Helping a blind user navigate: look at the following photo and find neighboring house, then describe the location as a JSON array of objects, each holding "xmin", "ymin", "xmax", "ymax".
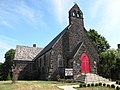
[
  {"xmin": 13, "ymin": 4, "xmax": 99, "ymax": 81},
  {"xmin": 13, "ymin": 44, "xmax": 42, "ymax": 79}
]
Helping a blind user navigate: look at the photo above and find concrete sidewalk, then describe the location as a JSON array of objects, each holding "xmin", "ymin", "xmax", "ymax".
[{"xmin": 58, "ymin": 85, "xmax": 79, "ymax": 90}]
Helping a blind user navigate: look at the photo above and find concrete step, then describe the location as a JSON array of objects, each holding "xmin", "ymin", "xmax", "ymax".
[{"xmin": 85, "ymin": 73, "xmax": 109, "ymax": 84}]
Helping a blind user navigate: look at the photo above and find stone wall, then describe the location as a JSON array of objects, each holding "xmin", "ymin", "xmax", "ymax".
[{"xmin": 13, "ymin": 60, "xmax": 34, "ymax": 80}]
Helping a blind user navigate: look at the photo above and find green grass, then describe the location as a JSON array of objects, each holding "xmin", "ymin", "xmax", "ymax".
[
  {"xmin": 75, "ymin": 86, "xmax": 115, "ymax": 90},
  {"xmin": 0, "ymin": 80, "xmax": 78, "ymax": 90},
  {"xmin": 0, "ymin": 81, "xmax": 116, "ymax": 90}
]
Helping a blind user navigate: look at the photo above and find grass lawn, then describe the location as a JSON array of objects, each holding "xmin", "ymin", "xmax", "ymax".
[
  {"xmin": 75, "ymin": 86, "xmax": 115, "ymax": 90},
  {"xmin": 0, "ymin": 81, "xmax": 117, "ymax": 90},
  {"xmin": 0, "ymin": 80, "xmax": 78, "ymax": 90}
]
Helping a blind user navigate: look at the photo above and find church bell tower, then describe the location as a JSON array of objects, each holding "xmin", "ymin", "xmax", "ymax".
[{"xmin": 69, "ymin": 3, "xmax": 84, "ymax": 26}]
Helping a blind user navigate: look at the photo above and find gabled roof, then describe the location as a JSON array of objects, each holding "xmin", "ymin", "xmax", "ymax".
[
  {"xmin": 14, "ymin": 45, "xmax": 43, "ymax": 61},
  {"xmin": 70, "ymin": 41, "xmax": 83, "ymax": 59},
  {"xmin": 34, "ymin": 26, "xmax": 69, "ymax": 60},
  {"xmin": 70, "ymin": 3, "xmax": 79, "ymax": 10},
  {"xmin": 69, "ymin": 3, "xmax": 83, "ymax": 13}
]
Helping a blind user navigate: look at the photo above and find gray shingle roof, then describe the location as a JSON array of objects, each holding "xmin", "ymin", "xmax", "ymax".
[{"xmin": 14, "ymin": 45, "xmax": 43, "ymax": 61}]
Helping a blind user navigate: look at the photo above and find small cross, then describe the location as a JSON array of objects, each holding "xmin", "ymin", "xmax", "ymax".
[
  {"xmin": 74, "ymin": 2, "xmax": 76, "ymax": 4},
  {"xmin": 73, "ymin": 0, "xmax": 76, "ymax": 4}
]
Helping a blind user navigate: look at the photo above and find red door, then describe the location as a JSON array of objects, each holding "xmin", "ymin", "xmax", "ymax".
[{"xmin": 80, "ymin": 53, "xmax": 90, "ymax": 73}]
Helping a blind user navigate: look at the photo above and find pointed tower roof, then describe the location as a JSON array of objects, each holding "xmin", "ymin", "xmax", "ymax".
[
  {"xmin": 69, "ymin": 3, "xmax": 82, "ymax": 14},
  {"xmin": 69, "ymin": 3, "xmax": 84, "ymax": 25}
]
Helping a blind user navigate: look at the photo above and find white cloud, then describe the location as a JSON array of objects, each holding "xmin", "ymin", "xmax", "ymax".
[
  {"xmin": 101, "ymin": 0, "xmax": 120, "ymax": 30},
  {"xmin": 88, "ymin": 0, "xmax": 120, "ymax": 48},
  {"xmin": 0, "ymin": 0, "xmax": 47, "ymax": 30},
  {"xmin": 89, "ymin": 0, "xmax": 104, "ymax": 18},
  {"xmin": 15, "ymin": 1, "xmax": 37, "ymax": 24},
  {"xmin": 52, "ymin": 0, "xmax": 73, "ymax": 24},
  {"xmin": 1, "ymin": 20, "xmax": 13, "ymax": 29}
]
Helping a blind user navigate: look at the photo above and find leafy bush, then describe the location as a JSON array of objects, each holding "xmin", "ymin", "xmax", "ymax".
[
  {"xmin": 82, "ymin": 84, "xmax": 86, "ymax": 87},
  {"xmin": 99, "ymin": 83, "xmax": 102, "ymax": 86},
  {"xmin": 116, "ymin": 86, "xmax": 120, "ymax": 90},
  {"xmin": 107, "ymin": 84, "xmax": 110, "ymax": 88},
  {"xmin": 56, "ymin": 75, "xmax": 60, "ymax": 81},
  {"xmin": 116, "ymin": 81, "xmax": 119, "ymax": 84},
  {"xmin": 59, "ymin": 79, "xmax": 65, "ymax": 83},
  {"xmin": 65, "ymin": 79, "xmax": 75, "ymax": 83},
  {"xmin": 111, "ymin": 84, "xmax": 115, "ymax": 88},
  {"xmin": 58, "ymin": 79, "xmax": 76, "ymax": 83},
  {"xmin": 79, "ymin": 83, "xmax": 86, "ymax": 88},
  {"xmin": 95, "ymin": 83, "xmax": 98, "ymax": 87},
  {"xmin": 79, "ymin": 84, "xmax": 83, "ymax": 88},
  {"xmin": 87, "ymin": 84, "xmax": 90, "ymax": 87},
  {"xmin": 103, "ymin": 83, "xmax": 105, "ymax": 86},
  {"xmin": 91, "ymin": 83, "xmax": 94, "ymax": 87}
]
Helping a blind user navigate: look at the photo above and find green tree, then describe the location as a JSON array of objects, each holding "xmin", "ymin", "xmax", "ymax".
[
  {"xmin": 87, "ymin": 29, "xmax": 113, "ymax": 79},
  {"xmin": 99, "ymin": 49, "xmax": 117, "ymax": 79},
  {"xmin": 3, "ymin": 49, "xmax": 15, "ymax": 80},
  {"xmin": 87, "ymin": 29, "xmax": 110, "ymax": 54},
  {"xmin": 0, "ymin": 63, "xmax": 3, "ymax": 80},
  {"xmin": 112, "ymin": 49, "xmax": 120, "ymax": 80}
]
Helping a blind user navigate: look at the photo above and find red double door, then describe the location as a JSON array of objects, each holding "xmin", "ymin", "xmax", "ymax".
[{"xmin": 80, "ymin": 53, "xmax": 90, "ymax": 73}]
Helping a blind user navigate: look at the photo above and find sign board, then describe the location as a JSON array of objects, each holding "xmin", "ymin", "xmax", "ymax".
[{"xmin": 65, "ymin": 68, "xmax": 73, "ymax": 76}]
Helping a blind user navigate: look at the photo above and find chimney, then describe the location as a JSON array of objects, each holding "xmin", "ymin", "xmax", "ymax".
[
  {"xmin": 33, "ymin": 44, "xmax": 36, "ymax": 47},
  {"xmin": 118, "ymin": 44, "xmax": 120, "ymax": 49}
]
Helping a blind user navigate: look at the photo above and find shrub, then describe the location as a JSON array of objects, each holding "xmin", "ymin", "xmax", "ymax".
[
  {"xmin": 91, "ymin": 83, "xmax": 94, "ymax": 87},
  {"xmin": 95, "ymin": 83, "xmax": 98, "ymax": 87},
  {"xmin": 103, "ymin": 83, "xmax": 106, "ymax": 87},
  {"xmin": 79, "ymin": 84, "xmax": 83, "ymax": 88},
  {"xmin": 119, "ymin": 82, "xmax": 120, "ymax": 85},
  {"xmin": 79, "ymin": 83, "xmax": 86, "ymax": 88},
  {"xmin": 111, "ymin": 84, "xmax": 115, "ymax": 88},
  {"xmin": 82, "ymin": 84, "xmax": 86, "ymax": 87},
  {"xmin": 56, "ymin": 75, "xmax": 60, "ymax": 81},
  {"xmin": 116, "ymin": 81, "xmax": 119, "ymax": 84},
  {"xmin": 116, "ymin": 86, "xmax": 120, "ymax": 90},
  {"xmin": 59, "ymin": 79, "xmax": 65, "ymax": 83},
  {"xmin": 87, "ymin": 84, "xmax": 90, "ymax": 87},
  {"xmin": 99, "ymin": 83, "xmax": 102, "ymax": 86},
  {"xmin": 107, "ymin": 84, "xmax": 110, "ymax": 88},
  {"xmin": 65, "ymin": 79, "xmax": 75, "ymax": 83}
]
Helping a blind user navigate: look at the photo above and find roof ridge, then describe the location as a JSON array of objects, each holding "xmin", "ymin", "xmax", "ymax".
[{"xmin": 33, "ymin": 25, "xmax": 69, "ymax": 61}]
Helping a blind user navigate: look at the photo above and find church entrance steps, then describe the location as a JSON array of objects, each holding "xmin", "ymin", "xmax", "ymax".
[
  {"xmin": 85, "ymin": 73, "xmax": 109, "ymax": 84},
  {"xmin": 76, "ymin": 73, "xmax": 110, "ymax": 84}
]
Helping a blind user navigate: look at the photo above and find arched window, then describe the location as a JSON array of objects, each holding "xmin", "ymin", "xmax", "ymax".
[
  {"xmin": 72, "ymin": 10, "xmax": 76, "ymax": 17},
  {"xmin": 77, "ymin": 13, "xmax": 80, "ymax": 17},
  {"xmin": 77, "ymin": 11, "xmax": 80, "ymax": 18},
  {"xmin": 72, "ymin": 12, "xmax": 75, "ymax": 17},
  {"xmin": 58, "ymin": 54, "xmax": 63, "ymax": 67}
]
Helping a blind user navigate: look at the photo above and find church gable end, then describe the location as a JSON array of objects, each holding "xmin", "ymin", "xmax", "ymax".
[{"xmin": 14, "ymin": 3, "xmax": 99, "ymax": 81}]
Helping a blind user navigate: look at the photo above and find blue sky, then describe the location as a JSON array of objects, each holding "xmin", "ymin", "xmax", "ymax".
[{"xmin": 0, "ymin": 0, "xmax": 120, "ymax": 62}]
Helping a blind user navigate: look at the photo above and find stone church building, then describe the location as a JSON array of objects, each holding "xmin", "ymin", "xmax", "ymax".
[{"xmin": 13, "ymin": 4, "xmax": 100, "ymax": 82}]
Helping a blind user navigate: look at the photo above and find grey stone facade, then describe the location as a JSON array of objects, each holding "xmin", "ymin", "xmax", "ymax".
[
  {"xmin": 13, "ymin": 45, "xmax": 42, "ymax": 79},
  {"xmin": 13, "ymin": 4, "xmax": 99, "ymax": 81}
]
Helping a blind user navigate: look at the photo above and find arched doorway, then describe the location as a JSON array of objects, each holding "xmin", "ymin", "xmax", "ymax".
[{"xmin": 80, "ymin": 53, "xmax": 90, "ymax": 73}]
